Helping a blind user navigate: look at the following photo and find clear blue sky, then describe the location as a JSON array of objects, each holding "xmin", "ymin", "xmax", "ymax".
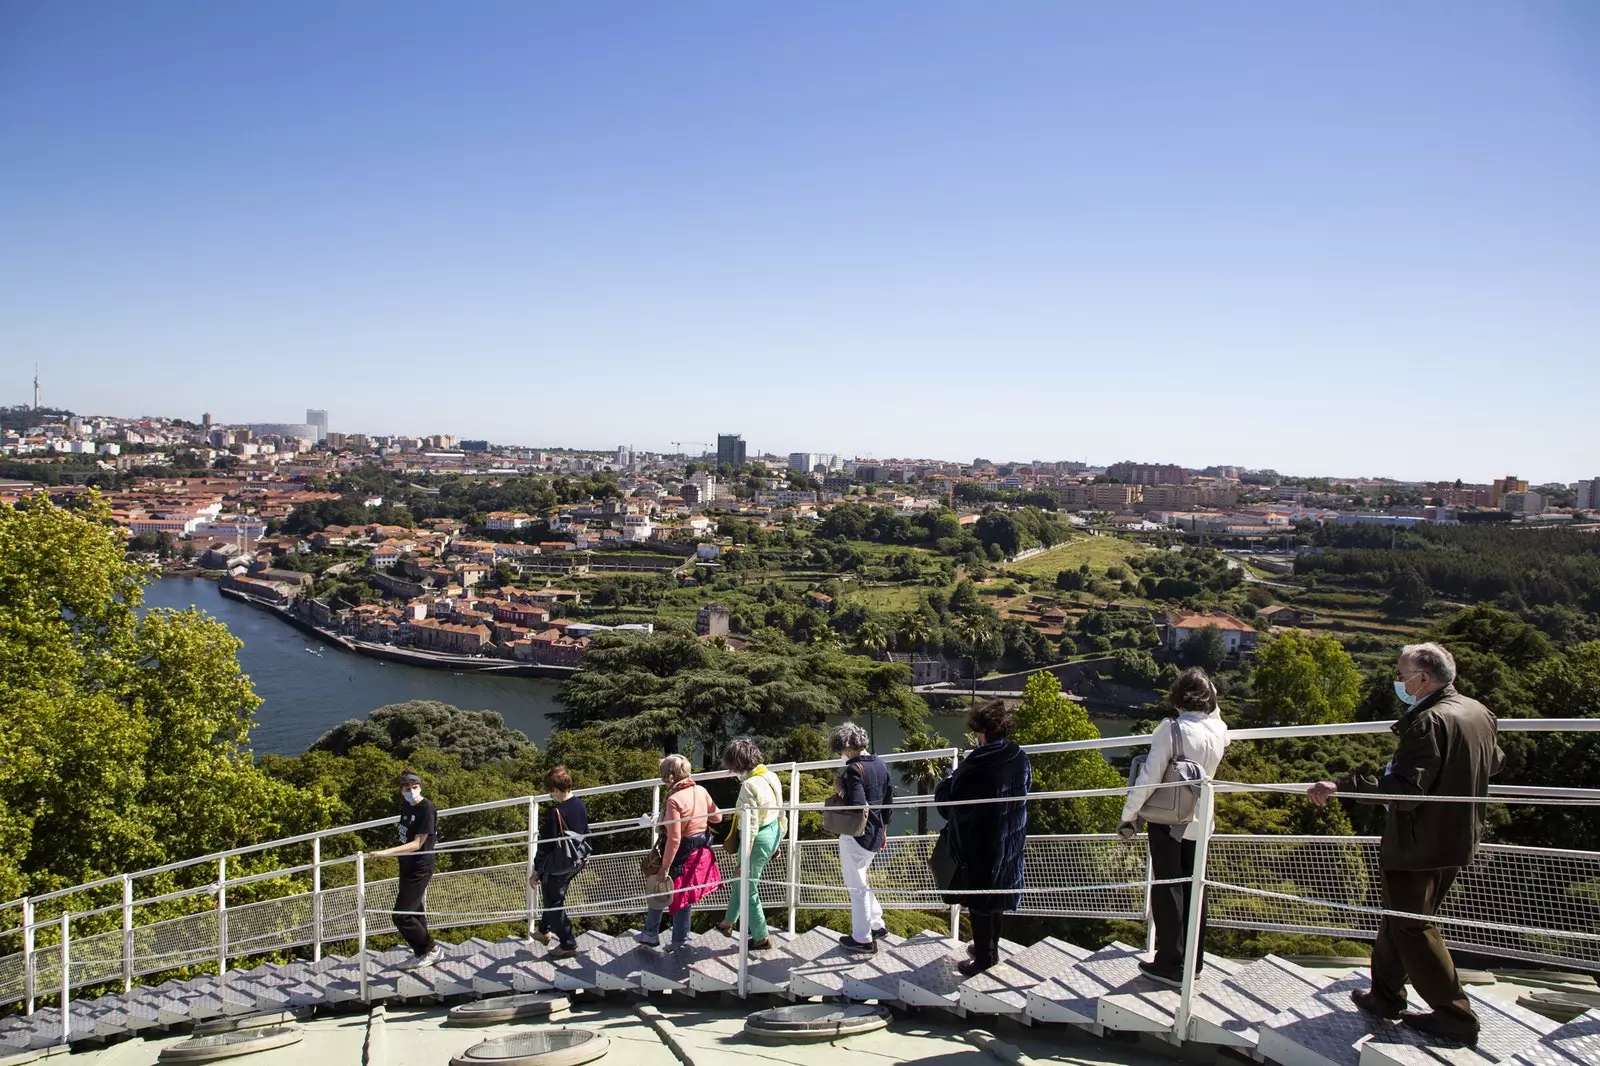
[{"xmin": 2, "ymin": 2, "xmax": 1596, "ymax": 482}]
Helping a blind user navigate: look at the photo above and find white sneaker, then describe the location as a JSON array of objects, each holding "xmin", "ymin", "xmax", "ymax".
[{"xmin": 412, "ymin": 946, "xmax": 444, "ymax": 968}]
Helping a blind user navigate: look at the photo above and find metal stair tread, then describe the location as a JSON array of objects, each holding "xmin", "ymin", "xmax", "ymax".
[
  {"xmin": 789, "ymin": 929, "xmax": 906, "ymax": 996},
  {"xmin": 1188, "ymin": 955, "xmax": 1339, "ymax": 1048},
  {"xmin": 1021, "ymin": 942, "xmax": 1145, "ymax": 1028},
  {"xmin": 1095, "ymin": 956, "xmax": 1242, "ymax": 1034},
  {"xmin": 960, "ymin": 936, "xmax": 1094, "ymax": 1014},
  {"xmin": 1260, "ymin": 980, "xmax": 1559, "ymax": 1066},
  {"xmin": 889, "ymin": 937, "xmax": 978, "ymax": 1009},
  {"xmin": 1507, "ymin": 1009, "xmax": 1600, "ymax": 1066},
  {"xmin": 842, "ymin": 934, "xmax": 945, "ymax": 1001},
  {"xmin": 688, "ymin": 932, "xmax": 796, "ymax": 994}
]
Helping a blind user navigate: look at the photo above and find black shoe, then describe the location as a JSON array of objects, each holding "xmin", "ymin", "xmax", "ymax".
[
  {"xmin": 871, "ymin": 927, "xmax": 889, "ymax": 941},
  {"xmin": 1138, "ymin": 960, "xmax": 1183, "ymax": 987},
  {"xmin": 840, "ymin": 936, "xmax": 878, "ymax": 954},
  {"xmin": 1352, "ymin": 989, "xmax": 1405, "ymax": 1020},
  {"xmin": 957, "ymin": 957, "xmax": 994, "ymax": 978},
  {"xmin": 1402, "ymin": 1012, "xmax": 1479, "ymax": 1046}
]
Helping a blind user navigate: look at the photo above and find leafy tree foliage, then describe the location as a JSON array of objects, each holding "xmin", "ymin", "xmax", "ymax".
[
  {"xmin": 552, "ymin": 632, "xmax": 925, "ymax": 759},
  {"xmin": 0, "ymin": 494, "xmax": 330, "ymax": 901},
  {"xmin": 310, "ymin": 701, "xmax": 535, "ymax": 768},
  {"xmin": 1179, "ymin": 625, "xmax": 1229, "ymax": 673},
  {"xmin": 1249, "ymin": 631, "xmax": 1362, "ymax": 725},
  {"xmin": 1011, "ymin": 673, "xmax": 1123, "ymax": 832}
]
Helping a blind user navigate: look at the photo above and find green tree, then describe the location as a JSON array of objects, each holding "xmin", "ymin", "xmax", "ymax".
[
  {"xmin": 0, "ymin": 493, "xmax": 329, "ymax": 899},
  {"xmin": 1178, "ymin": 625, "xmax": 1228, "ymax": 673},
  {"xmin": 854, "ymin": 619, "xmax": 889, "ymax": 656},
  {"xmin": 311, "ymin": 701, "xmax": 535, "ymax": 768},
  {"xmin": 1010, "ymin": 672, "xmax": 1123, "ymax": 832},
  {"xmin": 899, "ymin": 611, "xmax": 933, "ymax": 651},
  {"xmin": 1250, "ymin": 631, "xmax": 1362, "ymax": 725},
  {"xmin": 953, "ymin": 614, "xmax": 992, "ymax": 700}
]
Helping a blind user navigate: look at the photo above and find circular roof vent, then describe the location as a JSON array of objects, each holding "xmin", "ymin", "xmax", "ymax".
[
  {"xmin": 446, "ymin": 993, "xmax": 572, "ymax": 1027},
  {"xmin": 194, "ymin": 1009, "xmax": 310, "ymax": 1036},
  {"xmin": 450, "ymin": 1029, "xmax": 610, "ymax": 1066},
  {"xmin": 743, "ymin": 1004, "xmax": 889, "ymax": 1044},
  {"xmin": 158, "ymin": 1027, "xmax": 304, "ymax": 1063}
]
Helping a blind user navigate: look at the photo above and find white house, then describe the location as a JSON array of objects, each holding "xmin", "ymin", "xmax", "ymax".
[{"xmin": 1163, "ymin": 611, "xmax": 1259, "ymax": 656}]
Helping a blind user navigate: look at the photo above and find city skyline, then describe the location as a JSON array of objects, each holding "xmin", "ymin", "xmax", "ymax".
[{"xmin": 2, "ymin": 3, "xmax": 1596, "ymax": 480}]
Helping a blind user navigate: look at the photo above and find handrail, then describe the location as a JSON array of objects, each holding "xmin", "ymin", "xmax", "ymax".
[{"xmin": 2, "ymin": 717, "xmax": 1596, "ymax": 916}]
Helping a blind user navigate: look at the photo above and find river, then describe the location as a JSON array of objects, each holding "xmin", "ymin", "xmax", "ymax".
[{"xmin": 143, "ymin": 577, "xmax": 1137, "ymax": 756}]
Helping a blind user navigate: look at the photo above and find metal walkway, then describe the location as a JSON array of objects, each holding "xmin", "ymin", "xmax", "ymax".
[{"xmin": 3, "ymin": 931, "xmax": 1595, "ymax": 1066}]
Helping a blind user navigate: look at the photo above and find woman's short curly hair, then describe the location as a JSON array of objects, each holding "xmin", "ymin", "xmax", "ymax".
[
  {"xmin": 659, "ymin": 754, "xmax": 693, "ymax": 784},
  {"xmin": 829, "ymin": 722, "xmax": 871, "ymax": 754},
  {"xmin": 967, "ymin": 699, "xmax": 1017, "ymax": 740},
  {"xmin": 1168, "ymin": 667, "xmax": 1217, "ymax": 715},
  {"xmin": 721, "ymin": 738, "xmax": 764, "ymax": 774}
]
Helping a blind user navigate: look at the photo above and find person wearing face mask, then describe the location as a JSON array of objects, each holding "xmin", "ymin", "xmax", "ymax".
[
  {"xmin": 1309, "ymin": 642, "xmax": 1504, "ymax": 1046},
  {"xmin": 714, "ymin": 739, "xmax": 784, "ymax": 951},
  {"xmin": 367, "ymin": 771, "xmax": 441, "ymax": 968}
]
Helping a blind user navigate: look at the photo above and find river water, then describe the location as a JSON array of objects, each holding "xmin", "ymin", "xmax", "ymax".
[{"xmin": 143, "ymin": 577, "xmax": 1133, "ymax": 756}]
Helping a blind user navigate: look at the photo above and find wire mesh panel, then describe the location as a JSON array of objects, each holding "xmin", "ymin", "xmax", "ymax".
[
  {"xmin": 65, "ymin": 925, "xmax": 123, "ymax": 990},
  {"xmin": 1015, "ymin": 835, "xmax": 1148, "ymax": 920},
  {"xmin": 1205, "ymin": 835, "xmax": 1600, "ymax": 968},
  {"xmin": 0, "ymin": 954, "xmax": 23, "ymax": 1004},
  {"xmin": 129, "ymin": 908, "xmax": 222, "ymax": 981},
  {"xmin": 223, "ymin": 893, "xmax": 316, "ymax": 960}
]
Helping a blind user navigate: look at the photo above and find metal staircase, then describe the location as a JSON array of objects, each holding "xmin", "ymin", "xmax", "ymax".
[{"xmin": 3, "ymin": 930, "xmax": 1596, "ymax": 1066}]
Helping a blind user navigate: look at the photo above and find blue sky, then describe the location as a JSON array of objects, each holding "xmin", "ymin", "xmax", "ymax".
[{"xmin": 2, "ymin": 2, "xmax": 1596, "ymax": 482}]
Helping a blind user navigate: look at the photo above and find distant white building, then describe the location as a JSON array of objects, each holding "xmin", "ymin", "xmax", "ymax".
[{"xmin": 788, "ymin": 452, "xmax": 814, "ymax": 473}]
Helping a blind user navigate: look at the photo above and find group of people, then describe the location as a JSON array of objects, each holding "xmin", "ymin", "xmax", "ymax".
[{"xmin": 374, "ymin": 639, "xmax": 1501, "ymax": 1046}]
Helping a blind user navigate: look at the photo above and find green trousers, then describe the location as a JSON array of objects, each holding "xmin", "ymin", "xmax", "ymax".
[{"xmin": 724, "ymin": 819, "xmax": 782, "ymax": 940}]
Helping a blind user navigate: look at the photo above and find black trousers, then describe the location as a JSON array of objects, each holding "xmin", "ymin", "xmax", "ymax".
[
  {"xmin": 538, "ymin": 871, "xmax": 576, "ymax": 949},
  {"xmin": 1148, "ymin": 827, "xmax": 1206, "ymax": 972},
  {"xmin": 393, "ymin": 862, "xmax": 435, "ymax": 955},
  {"xmin": 1372, "ymin": 867, "xmax": 1475, "ymax": 1024},
  {"xmin": 969, "ymin": 909, "xmax": 1005, "ymax": 966}
]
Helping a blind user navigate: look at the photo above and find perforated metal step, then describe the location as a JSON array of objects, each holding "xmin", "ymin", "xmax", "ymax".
[
  {"xmin": 959, "ymin": 936, "xmax": 1091, "ymax": 1015},
  {"xmin": 1096, "ymin": 955, "xmax": 1242, "ymax": 1034},
  {"xmin": 1188, "ymin": 954, "xmax": 1342, "ymax": 1049},
  {"xmin": 1020, "ymin": 942, "xmax": 1145, "ymax": 1032},
  {"xmin": 1258, "ymin": 980, "xmax": 1559, "ymax": 1066},
  {"xmin": 1506, "ymin": 1009, "xmax": 1600, "ymax": 1066}
]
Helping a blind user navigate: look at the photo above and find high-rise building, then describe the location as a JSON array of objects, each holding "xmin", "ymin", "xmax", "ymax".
[
  {"xmin": 1489, "ymin": 475, "xmax": 1529, "ymax": 507},
  {"xmin": 202, "ymin": 412, "xmax": 213, "ymax": 430},
  {"xmin": 788, "ymin": 452, "xmax": 814, "ymax": 473},
  {"xmin": 1572, "ymin": 479, "xmax": 1599, "ymax": 511},
  {"xmin": 616, "ymin": 445, "xmax": 633, "ymax": 469},
  {"xmin": 305, "ymin": 409, "xmax": 329, "ymax": 442},
  {"xmin": 717, "ymin": 434, "xmax": 746, "ymax": 467}
]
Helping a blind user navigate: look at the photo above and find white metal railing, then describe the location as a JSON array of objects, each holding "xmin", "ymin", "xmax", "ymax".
[{"xmin": 2, "ymin": 717, "xmax": 1598, "ymax": 1047}]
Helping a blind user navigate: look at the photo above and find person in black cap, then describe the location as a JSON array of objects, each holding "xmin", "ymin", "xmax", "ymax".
[{"xmin": 367, "ymin": 770, "xmax": 442, "ymax": 967}]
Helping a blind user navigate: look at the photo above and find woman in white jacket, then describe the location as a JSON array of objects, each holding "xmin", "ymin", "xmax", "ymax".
[{"xmin": 1119, "ymin": 667, "xmax": 1230, "ymax": 985}]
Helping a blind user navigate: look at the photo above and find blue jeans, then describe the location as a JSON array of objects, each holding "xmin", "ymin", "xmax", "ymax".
[{"xmin": 644, "ymin": 906, "xmax": 692, "ymax": 945}]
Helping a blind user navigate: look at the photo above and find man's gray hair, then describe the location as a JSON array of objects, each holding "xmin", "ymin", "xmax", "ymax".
[
  {"xmin": 829, "ymin": 722, "xmax": 871, "ymax": 754},
  {"xmin": 1401, "ymin": 642, "xmax": 1457, "ymax": 685},
  {"xmin": 721, "ymin": 738, "xmax": 764, "ymax": 774}
]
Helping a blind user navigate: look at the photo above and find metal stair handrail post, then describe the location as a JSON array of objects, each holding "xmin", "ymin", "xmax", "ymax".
[
  {"xmin": 355, "ymin": 851, "xmax": 368, "ymax": 1003},
  {"xmin": 311, "ymin": 836, "xmax": 323, "ymax": 963},
  {"xmin": 736, "ymin": 805, "xmax": 752, "ymax": 998},
  {"xmin": 1174, "ymin": 781, "xmax": 1215, "ymax": 1043},
  {"xmin": 525, "ymin": 799, "xmax": 539, "ymax": 940},
  {"xmin": 121, "ymin": 874, "xmax": 133, "ymax": 991},
  {"xmin": 56, "ymin": 911, "xmax": 69, "ymax": 1048},
  {"xmin": 785, "ymin": 766, "xmax": 801, "ymax": 936},
  {"xmin": 217, "ymin": 856, "xmax": 228, "ymax": 975},
  {"xmin": 947, "ymin": 750, "xmax": 962, "ymax": 938},
  {"xmin": 21, "ymin": 897, "xmax": 33, "ymax": 1015}
]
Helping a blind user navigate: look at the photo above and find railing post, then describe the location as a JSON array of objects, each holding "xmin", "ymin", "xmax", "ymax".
[
  {"xmin": 356, "ymin": 851, "xmax": 369, "ymax": 1003},
  {"xmin": 785, "ymin": 766, "xmax": 801, "ymax": 936},
  {"xmin": 57, "ymin": 911, "xmax": 70, "ymax": 1047},
  {"xmin": 121, "ymin": 876, "xmax": 134, "ymax": 992},
  {"xmin": 216, "ymin": 856, "xmax": 228, "ymax": 975},
  {"xmin": 1144, "ymin": 841, "xmax": 1156, "ymax": 954},
  {"xmin": 649, "ymin": 784, "xmax": 661, "ymax": 852},
  {"xmin": 948, "ymin": 751, "xmax": 962, "ymax": 939},
  {"xmin": 1173, "ymin": 782, "xmax": 1214, "ymax": 1043},
  {"xmin": 736, "ymin": 807, "xmax": 752, "ymax": 998},
  {"xmin": 21, "ymin": 898, "xmax": 34, "ymax": 1015},
  {"xmin": 526, "ymin": 798, "xmax": 540, "ymax": 940},
  {"xmin": 311, "ymin": 837, "xmax": 323, "ymax": 964}
]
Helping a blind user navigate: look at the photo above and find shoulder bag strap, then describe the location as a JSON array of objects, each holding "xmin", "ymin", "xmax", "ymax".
[{"xmin": 1170, "ymin": 716, "xmax": 1186, "ymax": 763}]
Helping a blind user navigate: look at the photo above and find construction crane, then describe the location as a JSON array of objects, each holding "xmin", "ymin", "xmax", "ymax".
[{"xmin": 670, "ymin": 440, "xmax": 712, "ymax": 456}]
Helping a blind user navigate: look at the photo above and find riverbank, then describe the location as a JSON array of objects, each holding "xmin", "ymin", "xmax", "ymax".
[{"xmin": 216, "ymin": 584, "xmax": 578, "ymax": 680}]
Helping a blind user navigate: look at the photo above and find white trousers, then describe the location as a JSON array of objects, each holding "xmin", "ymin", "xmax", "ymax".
[{"xmin": 838, "ymin": 835, "xmax": 884, "ymax": 943}]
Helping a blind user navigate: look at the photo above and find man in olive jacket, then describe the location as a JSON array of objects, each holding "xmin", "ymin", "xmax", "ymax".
[{"xmin": 1310, "ymin": 642, "xmax": 1504, "ymax": 1045}]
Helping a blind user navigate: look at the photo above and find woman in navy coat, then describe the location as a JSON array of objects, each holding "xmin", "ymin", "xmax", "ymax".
[{"xmin": 936, "ymin": 699, "xmax": 1032, "ymax": 975}]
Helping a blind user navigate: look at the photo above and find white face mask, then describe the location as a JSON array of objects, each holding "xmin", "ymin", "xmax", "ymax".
[{"xmin": 403, "ymin": 787, "xmax": 422, "ymax": 804}]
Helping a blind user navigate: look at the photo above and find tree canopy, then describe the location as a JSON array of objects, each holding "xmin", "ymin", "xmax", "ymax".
[
  {"xmin": 310, "ymin": 701, "xmax": 536, "ymax": 768},
  {"xmin": 1249, "ymin": 631, "xmax": 1362, "ymax": 726}
]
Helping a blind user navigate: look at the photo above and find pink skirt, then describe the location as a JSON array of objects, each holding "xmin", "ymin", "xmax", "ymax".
[{"xmin": 669, "ymin": 846, "xmax": 723, "ymax": 913}]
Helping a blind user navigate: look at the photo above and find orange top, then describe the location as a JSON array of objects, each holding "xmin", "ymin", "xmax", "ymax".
[{"xmin": 659, "ymin": 779, "xmax": 721, "ymax": 872}]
